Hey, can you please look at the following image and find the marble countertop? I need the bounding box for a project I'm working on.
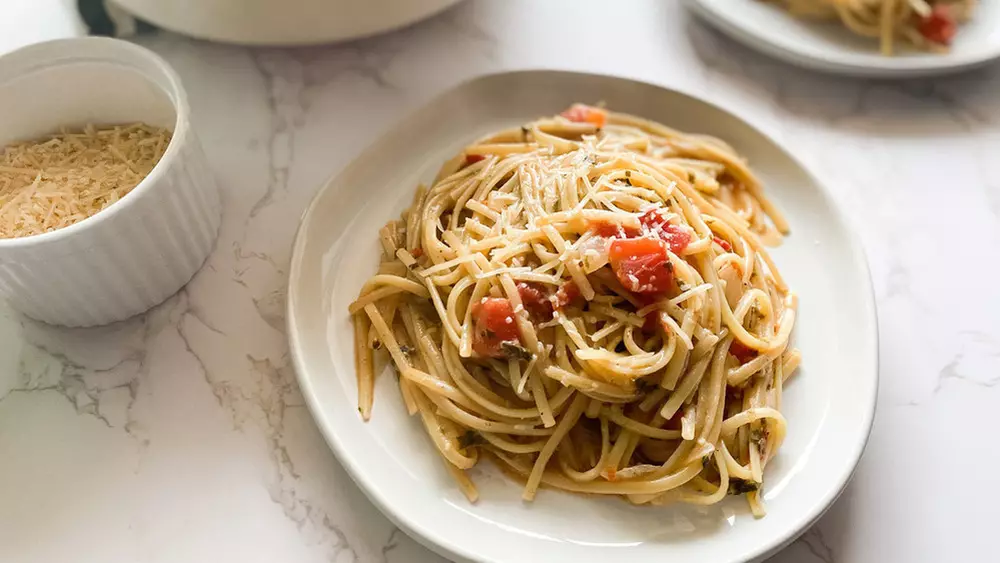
[1,1,997,561]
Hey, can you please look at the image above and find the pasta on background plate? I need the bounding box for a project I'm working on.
[768,0,976,55]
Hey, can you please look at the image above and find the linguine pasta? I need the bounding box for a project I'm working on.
[769,0,976,55]
[348,104,800,516]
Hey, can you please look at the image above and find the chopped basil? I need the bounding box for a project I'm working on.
[501,342,533,362]
[634,378,657,393]
[728,478,759,495]
[458,430,485,450]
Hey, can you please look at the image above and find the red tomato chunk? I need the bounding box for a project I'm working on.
[516,282,553,320]
[608,238,674,295]
[471,298,521,358]
[560,104,608,128]
[919,5,957,45]
[639,208,691,254]
[553,281,581,309]
[729,340,757,364]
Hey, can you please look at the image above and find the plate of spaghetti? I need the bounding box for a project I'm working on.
[686,0,1000,76]
[288,71,877,563]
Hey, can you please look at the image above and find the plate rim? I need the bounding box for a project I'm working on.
[286,69,880,563]
[684,0,1000,78]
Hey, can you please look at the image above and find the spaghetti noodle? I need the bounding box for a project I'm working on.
[769,0,976,55]
[348,104,800,516]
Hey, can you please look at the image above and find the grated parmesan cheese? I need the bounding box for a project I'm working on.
[0,123,172,239]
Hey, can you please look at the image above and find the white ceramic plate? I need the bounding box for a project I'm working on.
[686,0,1000,77]
[287,71,878,563]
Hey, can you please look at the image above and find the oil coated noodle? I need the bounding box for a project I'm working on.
[768,0,976,55]
[348,104,800,516]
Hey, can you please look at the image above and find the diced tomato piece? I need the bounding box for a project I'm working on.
[712,236,732,252]
[471,298,521,358]
[464,154,486,166]
[608,238,674,295]
[661,224,691,254]
[410,247,424,258]
[634,294,660,333]
[642,310,659,333]
[553,281,581,309]
[560,104,608,128]
[919,5,957,45]
[588,219,639,239]
[638,208,691,254]
[729,340,757,364]
[662,407,683,429]
[516,282,553,320]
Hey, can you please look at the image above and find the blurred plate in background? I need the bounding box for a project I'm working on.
[686,0,1000,77]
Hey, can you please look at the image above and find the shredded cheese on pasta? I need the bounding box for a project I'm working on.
[348,105,800,516]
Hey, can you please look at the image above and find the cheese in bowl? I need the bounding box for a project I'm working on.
[0,37,221,327]
[0,123,171,239]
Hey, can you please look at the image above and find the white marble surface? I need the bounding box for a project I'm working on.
[1,1,998,561]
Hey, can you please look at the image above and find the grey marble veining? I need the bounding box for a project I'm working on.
[0,1,997,561]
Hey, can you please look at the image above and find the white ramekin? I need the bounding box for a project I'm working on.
[0,37,221,327]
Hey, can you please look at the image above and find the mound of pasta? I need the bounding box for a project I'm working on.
[349,104,800,516]
[768,0,975,55]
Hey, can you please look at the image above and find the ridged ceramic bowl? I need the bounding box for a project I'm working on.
[0,37,221,327]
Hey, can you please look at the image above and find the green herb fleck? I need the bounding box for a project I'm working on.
[634,378,657,393]
[501,342,533,362]
[458,430,485,450]
[728,479,759,495]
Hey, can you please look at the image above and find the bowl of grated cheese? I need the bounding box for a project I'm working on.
[0,37,221,327]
